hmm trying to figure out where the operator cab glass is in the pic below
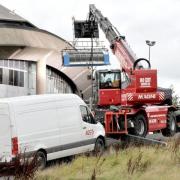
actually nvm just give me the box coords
[99,71,121,89]
[121,71,131,89]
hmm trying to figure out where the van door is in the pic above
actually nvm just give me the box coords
[0,103,12,162]
[56,105,83,157]
[80,105,97,151]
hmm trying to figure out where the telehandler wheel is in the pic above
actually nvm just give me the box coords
[36,151,47,170]
[131,114,148,137]
[162,111,177,137]
[94,138,105,156]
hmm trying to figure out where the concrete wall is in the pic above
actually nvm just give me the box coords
[0,27,92,100]
[0,84,27,97]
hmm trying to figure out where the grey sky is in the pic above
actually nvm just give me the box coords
[0,0,180,95]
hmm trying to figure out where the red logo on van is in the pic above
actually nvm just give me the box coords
[85,129,94,136]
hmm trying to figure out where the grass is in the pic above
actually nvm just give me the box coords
[35,138,180,180]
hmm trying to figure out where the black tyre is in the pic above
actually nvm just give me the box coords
[94,138,105,155]
[130,114,148,137]
[36,151,47,170]
[162,111,177,137]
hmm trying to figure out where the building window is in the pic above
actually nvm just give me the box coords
[9,70,14,85]
[14,70,19,86]
[28,63,36,89]
[8,70,24,87]
[19,71,24,87]
[15,60,20,69]
[46,67,73,94]
[0,59,27,88]
[0,68,2,84]
[20,61,24,70]
[0,60,3,66]
[4,60,8,67]
[9,60,13,68]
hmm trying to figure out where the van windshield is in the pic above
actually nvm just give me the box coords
[80,106,96,124]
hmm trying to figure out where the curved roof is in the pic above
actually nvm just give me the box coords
[0,27,71,50]
[0,4,26,21]
[0,4,92,99]
[0,4,36,28]
[0,4,71,49]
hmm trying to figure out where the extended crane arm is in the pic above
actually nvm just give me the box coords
[89,4,120,44]
[89,4,137,72]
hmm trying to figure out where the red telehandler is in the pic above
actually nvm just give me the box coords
[84,4,180,138]
[64,4,180,140]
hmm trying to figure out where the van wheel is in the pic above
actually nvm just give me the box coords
[94,138,105,155]
[36,151,46,170]
[162,111,177,137]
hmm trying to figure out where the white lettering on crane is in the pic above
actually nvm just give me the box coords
[149,119,157,124]
[138,94,156,99]
[140,77,151,87]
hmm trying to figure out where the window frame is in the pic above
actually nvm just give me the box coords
[0,68,2,84]
[80,105,97,124]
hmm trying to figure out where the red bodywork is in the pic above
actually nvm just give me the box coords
[98,69,165,107]
[98,38,168,136]
[98,89,121,106]
[105,106,169,136]
[121,69,164,106]
[99,41,165,107]
[88,4,174,136]
[105,110,128,135]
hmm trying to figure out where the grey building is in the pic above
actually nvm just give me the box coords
[0,5,92,99]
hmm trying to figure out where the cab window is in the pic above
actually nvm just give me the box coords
[99,72,120,89]
[121,71,130,89]
[80,106,96,124]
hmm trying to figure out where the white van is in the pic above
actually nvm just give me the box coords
[0,94,105,168]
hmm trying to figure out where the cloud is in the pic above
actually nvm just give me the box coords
[0,0,180,94]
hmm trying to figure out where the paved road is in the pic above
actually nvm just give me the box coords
[106,132,180,147]
[147,132,180,141]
